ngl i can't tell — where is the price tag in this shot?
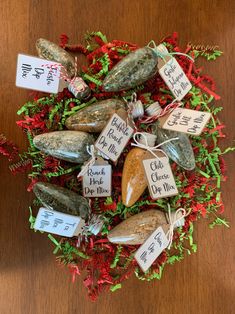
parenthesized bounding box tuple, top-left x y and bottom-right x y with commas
(16, 54, 66, 93)
(82, 160, 112, 197)
(95, 109, 134, 162)
(158, 57, 192, 101)
(160, 108, 211, 136)
(143, 156, 178, 199)
(34, 207, 85, 237)
(135, 226, 169, 272)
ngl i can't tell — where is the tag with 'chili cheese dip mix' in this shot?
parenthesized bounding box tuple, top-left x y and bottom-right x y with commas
(143, 156, 178, 199)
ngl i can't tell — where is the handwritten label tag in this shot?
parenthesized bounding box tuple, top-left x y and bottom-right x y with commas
(34, 207, 84, 237)
(95, 111, 134, 162)
(82, 162, 112, 197)
(143, 157, 178, 199)
(160, 108, 211, 136)
(158, 57, 192, 101)
(135, 226, 169, 272)
(16, 54, 64, 93)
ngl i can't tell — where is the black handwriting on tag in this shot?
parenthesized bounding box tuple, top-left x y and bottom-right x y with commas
(143, 157, 178, 199)
(82, 164, 112, 197)
(34, 208, 83, 237)
(95, 113, 134, 162)
(135, 226, 169, 272)
(162, 108, 211, 136)
(159, 58, 192, 101)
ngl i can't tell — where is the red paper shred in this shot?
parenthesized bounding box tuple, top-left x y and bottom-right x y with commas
(0, 134, 18, 161)
(59, 34, 69, 48)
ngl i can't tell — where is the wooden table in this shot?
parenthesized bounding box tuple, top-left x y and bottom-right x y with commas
(0, 1, 234, 313)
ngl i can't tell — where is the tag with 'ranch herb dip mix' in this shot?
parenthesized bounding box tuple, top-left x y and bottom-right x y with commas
(95, 109, 134, 162)
(82, 158, 112, 197)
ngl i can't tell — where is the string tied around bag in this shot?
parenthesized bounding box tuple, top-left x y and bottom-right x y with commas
(141, 100, 182, 124)
(166, 204, 191, 249)
(147, 40, 195, 63)
(131, 132, 179, 161)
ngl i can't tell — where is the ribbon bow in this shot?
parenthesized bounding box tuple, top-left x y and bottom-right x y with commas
(131, 132, 178, 161)
(166, 204, 189, 249)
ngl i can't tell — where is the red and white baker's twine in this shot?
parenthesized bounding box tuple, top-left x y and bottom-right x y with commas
(140, 99, 182, 124)
(42, 57, 87, 94)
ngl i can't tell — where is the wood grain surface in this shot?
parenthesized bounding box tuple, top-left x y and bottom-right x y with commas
(0, 1, 234, 313)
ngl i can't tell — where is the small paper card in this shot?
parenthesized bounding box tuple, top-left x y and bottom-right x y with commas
(82, 160, 112, 197)
(135, 226, 169, 272)
(34, 207, 84, 237)
(158, 57, 192, 101)
(16, 54, 65, 93)
(95, 110, 134, 162)
(160, 108, 211, 136)
(143, 156, 178, 199)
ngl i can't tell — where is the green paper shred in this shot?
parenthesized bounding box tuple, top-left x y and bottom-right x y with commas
(221, 146, 235, 155)
(209, 217, 230, 229)
(135, 264, 164, 281)
(197, 169, 210, 178)
(116, 48, 129, 54)
(110, 283, 122, 292)
(167, 254, 184, 265)
(83, 73, 103, 86)
(48, 234, 62, 254)
(97, 53, 110, 77)
(28, 206, 36, 230)
(110, 245, 122, 268)
(86, 31, 108, 44)
(45, 165, 81, 178)
(49, 240, 89, 262)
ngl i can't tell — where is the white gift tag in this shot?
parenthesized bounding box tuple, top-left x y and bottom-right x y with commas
(135, 226, 169, 272)
(16, 54, 65, 93)
(143, 157, 178, 199)
(34, 207, 84, 237)
(82, 162, 112, 197)
(159, 57, 192, 101)
(95, 110, 134, 162)
(160, 108, 211, 136)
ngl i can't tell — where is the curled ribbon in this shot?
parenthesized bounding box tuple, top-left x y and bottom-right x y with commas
(166, 204, 190, 249)
(131, 131, 179, 161)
